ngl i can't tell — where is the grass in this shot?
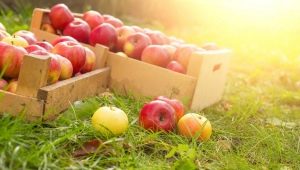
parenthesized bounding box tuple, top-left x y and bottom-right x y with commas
(0, 6, 300, 170)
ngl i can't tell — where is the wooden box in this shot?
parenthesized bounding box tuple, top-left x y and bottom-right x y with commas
(0, 9, 111, 120)
(29, 8, 231, 112)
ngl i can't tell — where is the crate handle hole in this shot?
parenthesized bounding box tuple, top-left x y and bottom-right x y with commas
(213, 63, 222, 72)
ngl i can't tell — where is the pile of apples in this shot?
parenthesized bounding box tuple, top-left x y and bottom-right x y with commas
(0, 22, 96, 93)
(139, 96, 212, 141)
(91, 96, 212, 141)
(45, 3, 220, 75)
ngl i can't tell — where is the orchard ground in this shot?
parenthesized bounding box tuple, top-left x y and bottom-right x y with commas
(0, 6, 300, 170)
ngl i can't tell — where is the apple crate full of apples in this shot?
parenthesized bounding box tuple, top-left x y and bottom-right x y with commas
(30, 5, 231, 111)
(0, 4, 231, 121)
(0, 10, 110, 120)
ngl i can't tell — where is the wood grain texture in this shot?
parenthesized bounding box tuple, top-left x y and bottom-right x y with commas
(38, 68, 110, 120)
(16, 54, 50, 98)
(107, 52, 197, 106)
(0, 90, 44, 120)
(190, 49, 231, 111)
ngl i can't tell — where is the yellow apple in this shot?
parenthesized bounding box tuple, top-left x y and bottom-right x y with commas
(177, 113, 212, 141)
(2, 35, 29, 47)
(92, 106, 128, 136)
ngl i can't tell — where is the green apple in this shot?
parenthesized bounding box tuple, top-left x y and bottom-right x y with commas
(2, 35, 29, 47)
(92, 106, 128, 136)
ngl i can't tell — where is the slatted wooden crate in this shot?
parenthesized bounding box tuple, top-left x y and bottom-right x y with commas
(0, 9, 111, 120)
(30, 8, 231, 112)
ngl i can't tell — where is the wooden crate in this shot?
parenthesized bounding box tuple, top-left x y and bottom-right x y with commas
(0, 54, 109, 120)
(0, 9, 111, 120)
(30, 8, 231, 111)
(106, 49, 231, 110)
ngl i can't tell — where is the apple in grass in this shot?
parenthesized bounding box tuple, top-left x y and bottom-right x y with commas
(139, 100, 176, 132)
(141, 45, 171, 67)
(56, 54, 73, 80)
(81, 47, 96, 73)
(154, 96, 185, 122)
(63, 18, 91, 44)
(41, 23, 56, 34)
(177, 113, 212, 141)
(25, 44, 47, 53)
(13, 30, 37, 45)
(0, 30, 10, 41)
(35, 41, 54, 51)
(0, 78, 8, 90)
(90, 23, 117, 50)
(115, 26, 135, 52)
(83, 10, 104, 30)
(53, 41, 86, 74)
(1, 35, 28, 47)
(92, 106, 128, 136)
(0, 42, 26, 78)
(166, 61, 186, 74)
(30, 50, 61, 84)
(123, 33, 151, 60)
(52, 36, 78, 46)
(6, 79, 18, 93)
(49, 3, 74, 30)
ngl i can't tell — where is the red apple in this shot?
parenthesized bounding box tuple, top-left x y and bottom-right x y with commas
(131, 26, 144, 33)
(41, 23, 56, 34)
(56, 54, 73, 80)
(0, 22, 6, 31)
(141, 45, 171, 67)
(6, 79, 18, 93)
(0, 78, 8, 90)
(81, 47, 96, 73)
(13, 30, 37, 45)
(103, 14, 114, 21)
(30, 50, 61, 84)
(155, 96, 185, 122)
(35, 41, 54, 51)
(53, 41, 86, 74)
(173, 45, 198, 69)
(51, 36, 78, 46)
(123, 33, 151, 60)
(25, 44, 47, 53)
(63, 18, 91, 43)
(90, 23, 117, 50)
(105, 17, 124, 28)
(202, 42, 219, 50)
(0, 30, 10, 41)
(177, 113, 212, 141)
(0, 42, 26, 78)
(146, 31, 168, 45)
(139, 100, 176, 132)
(163, 45, 177, 60)
(166, 61, 186, 74)
(115, 26, 135, 52)
(83, 10, 104, 30)
(49, 3, 74, 30)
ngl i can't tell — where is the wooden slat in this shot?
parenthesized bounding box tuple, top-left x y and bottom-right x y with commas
(85, 44, 108, 69)
(0, 90, 44, 120)
(190, 49, 231, 111)
(107, 52, 197, 106)
(38, 68, 110, 120)
(16, 54, 50, 98)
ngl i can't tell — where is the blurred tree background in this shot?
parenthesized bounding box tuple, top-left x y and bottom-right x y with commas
(1, 0, 300, 63)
